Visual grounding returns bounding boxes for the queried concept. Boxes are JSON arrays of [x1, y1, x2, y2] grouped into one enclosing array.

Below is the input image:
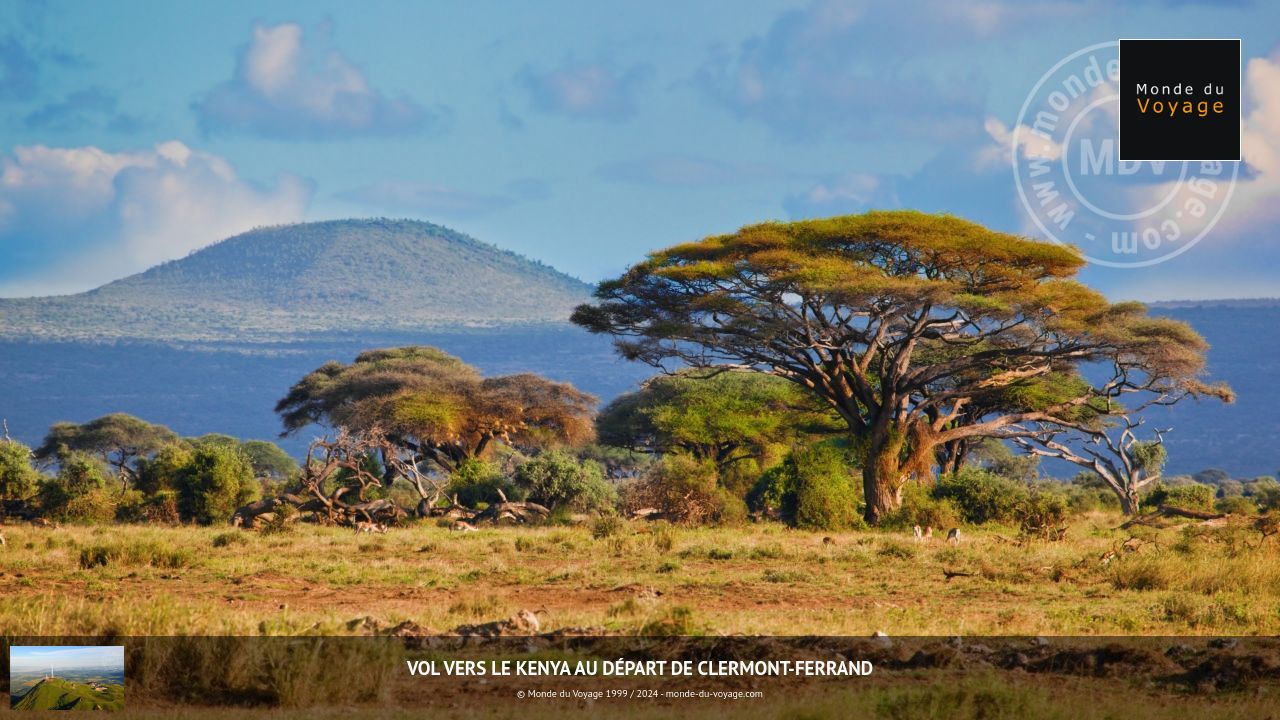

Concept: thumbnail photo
[[9, 646, 124, 711]]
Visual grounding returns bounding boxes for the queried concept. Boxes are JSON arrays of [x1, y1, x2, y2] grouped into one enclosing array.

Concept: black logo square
[[1120, 39, 1240, 161]]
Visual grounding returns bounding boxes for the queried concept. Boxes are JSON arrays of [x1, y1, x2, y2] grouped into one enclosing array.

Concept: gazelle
[[354, 521, 388, 534], [946, 528, 961, 545]]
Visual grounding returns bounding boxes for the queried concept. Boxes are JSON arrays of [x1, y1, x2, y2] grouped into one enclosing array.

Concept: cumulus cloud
[[0, 141, 312, 296], [697, 0, 1085, 141], [194, 22, 446, 139], [518, 61, 652, 121], [783, 173, 899, 218]]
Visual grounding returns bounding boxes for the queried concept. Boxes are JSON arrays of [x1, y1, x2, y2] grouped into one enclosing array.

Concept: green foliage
[[174, 445, 259, 525], [1146, 482, 1216, 512], [513, 449, 616, 511], [276, 346, 596, 476], [0, 439, 40, 500], [966, 439, 1038, 483], [749, 442, 864, 531], [1216, 496, 1258, 515], [933, 467, 1028, 525], [1246, 480, 1280, 512], [882, 483, 961, 530], [597, 370, 840, 481], [35, 413, 178, 481], [446, 458, 520, 507], [591, 515, 625, 539], [622, 455, 737, 525], [0, 219, 594, 342], [37, 452, 112, 521], [135, 444, 194, 495], [1015, 491, 1069, 540]]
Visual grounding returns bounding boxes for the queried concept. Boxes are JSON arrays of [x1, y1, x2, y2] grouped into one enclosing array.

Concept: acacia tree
[[274, 346, 597, 509], [1012, 406, 1178, 515], [598, 369, 841, 477], [35, 413, 179, 488], [572, 211, 1228, 523]]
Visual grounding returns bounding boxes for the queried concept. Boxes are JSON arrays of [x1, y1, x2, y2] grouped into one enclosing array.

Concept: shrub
[[37, 452, 113, 522], [591, 515, 625, 539], [446, 459, 520, 507], [59, 487, 119, 524], [79, 540, 191, 569], [212, 532, 248, 548], [1216, 496, 1257, 515], [621, 456, 724, 524], [1146, 482, 1216, 512], [135, 444, 194, 496], [0, 439, 40, 501], [748, 443, 863, 531], [1015, 491, 1069, 540], [175, 444, 259, 525], [1250, 480, 1280, 512], [933, 467, 1027, 525], [513, 450, 616, 511], [883, 483, 960, 530]]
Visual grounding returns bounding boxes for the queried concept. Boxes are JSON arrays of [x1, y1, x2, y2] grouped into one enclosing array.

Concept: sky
[[1, 0, 1279, 300], [10, 645, 123, 671]]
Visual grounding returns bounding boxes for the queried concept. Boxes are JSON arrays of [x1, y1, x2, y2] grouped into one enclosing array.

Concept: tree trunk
[[1119, 485, 1141, 515], [862, 430, 907, 525]]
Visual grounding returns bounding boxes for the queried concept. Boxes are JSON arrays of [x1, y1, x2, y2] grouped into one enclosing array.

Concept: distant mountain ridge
[[0, 219, 593, 341]]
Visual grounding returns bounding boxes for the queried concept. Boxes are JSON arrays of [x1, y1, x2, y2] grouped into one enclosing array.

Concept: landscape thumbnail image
[[9, 646, 124, 711]]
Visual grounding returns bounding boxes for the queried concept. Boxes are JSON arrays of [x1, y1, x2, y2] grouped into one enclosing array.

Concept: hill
[[11, 677, 124, 711], [0, 219, 593, 341]]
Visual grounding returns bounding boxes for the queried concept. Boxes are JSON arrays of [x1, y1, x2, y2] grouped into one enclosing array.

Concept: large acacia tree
[[275, 346, 597, 508], [572, 211, 1227, 523]]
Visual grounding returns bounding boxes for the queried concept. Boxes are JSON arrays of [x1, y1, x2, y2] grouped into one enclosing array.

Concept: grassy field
[[2, 512, 1278, 637]]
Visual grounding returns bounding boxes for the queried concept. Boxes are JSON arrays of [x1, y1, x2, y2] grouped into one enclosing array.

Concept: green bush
[[883, 483, 960, 530], [513, 450, 616, 511], [59, 487, 119, 524], [1216, 496, 1257, 515], [135, 444, 194, 495], [591, 515, 625, 539], [0, 439, 40, 501], [748, 443, 863, 531], [37, 452, 112, 521], [933, 467, 1028, 524], [446, 458, 520, 507], [175, 444, 259, 525], [1250, 480, 1280, 512], [1146, 482, 1215, 512], [1014, 491, 1069, 540]]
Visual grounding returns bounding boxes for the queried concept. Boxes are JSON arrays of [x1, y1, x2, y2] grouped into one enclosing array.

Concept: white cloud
[[194, 22, 446, 139], [518, 61, 652, 121], [0, 141, 313, 297]]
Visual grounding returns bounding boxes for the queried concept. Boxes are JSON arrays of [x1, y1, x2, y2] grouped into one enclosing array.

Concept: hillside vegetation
[[12, 677, 124, 711], [0, 219, 592, 341]]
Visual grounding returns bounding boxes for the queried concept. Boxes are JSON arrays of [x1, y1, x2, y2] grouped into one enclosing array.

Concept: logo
[[1013, 41, 1239, 268], [1120, 39, 1241, 161]]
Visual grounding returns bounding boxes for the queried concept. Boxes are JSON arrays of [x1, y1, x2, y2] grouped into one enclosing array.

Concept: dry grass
[[1, 513, 1278, 637]]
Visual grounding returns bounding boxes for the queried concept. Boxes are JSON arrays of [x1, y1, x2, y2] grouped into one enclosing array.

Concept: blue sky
[[10, 645, 123, 671], [1, 0, 1279, 300]]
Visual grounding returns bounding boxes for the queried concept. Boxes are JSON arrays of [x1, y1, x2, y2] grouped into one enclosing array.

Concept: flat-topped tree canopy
[[275, 346, 597, 474], [573, 210, 1231, 523]]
